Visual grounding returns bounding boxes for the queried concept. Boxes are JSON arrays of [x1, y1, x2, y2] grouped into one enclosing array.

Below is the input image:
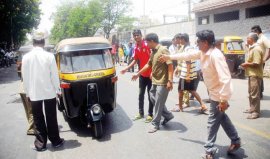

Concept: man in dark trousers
[[22, 30, 64, 151], [121, 29, 154, 123]]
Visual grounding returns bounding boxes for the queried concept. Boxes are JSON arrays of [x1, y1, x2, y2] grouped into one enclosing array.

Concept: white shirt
[[169, 44, 177, 55], [22, 47, 60, 101], [170, 47, 232, 101]]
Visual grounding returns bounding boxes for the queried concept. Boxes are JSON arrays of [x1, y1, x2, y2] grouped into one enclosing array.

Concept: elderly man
[[251, 25, 270, 99], [159, 30, 241, 159], [241, 33, 264, 119], [22, 30, 64, 151]]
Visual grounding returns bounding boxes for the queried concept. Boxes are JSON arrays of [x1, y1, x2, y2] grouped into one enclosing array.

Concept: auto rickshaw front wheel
[[92, 120, 103, 138]]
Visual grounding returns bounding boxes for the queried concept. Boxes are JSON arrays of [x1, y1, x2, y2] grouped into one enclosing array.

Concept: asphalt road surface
[[0, 64, 270, 159]]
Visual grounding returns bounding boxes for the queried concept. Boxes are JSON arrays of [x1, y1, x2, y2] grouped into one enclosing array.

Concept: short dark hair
[[251, 25, 262, 34], [145, 33, 159, 43], [196, 30, 215, 46], [132, 29, 142, 35], [174, 33, 182, 39], [179, 33, 189, 42]]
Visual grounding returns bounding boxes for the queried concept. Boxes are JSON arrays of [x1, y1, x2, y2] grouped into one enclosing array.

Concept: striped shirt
[[179, 45, 197, 80]]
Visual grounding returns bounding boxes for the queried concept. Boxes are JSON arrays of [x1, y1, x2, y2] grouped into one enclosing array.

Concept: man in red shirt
[[121, 29, 154, 122]]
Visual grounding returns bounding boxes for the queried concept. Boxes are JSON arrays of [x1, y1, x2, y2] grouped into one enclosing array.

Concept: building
[[193, 0, 270, 38], [193, 0, 270, 74]]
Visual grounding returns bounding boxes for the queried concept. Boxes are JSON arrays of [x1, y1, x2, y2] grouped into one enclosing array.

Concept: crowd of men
[[19, 24, 269, 159]]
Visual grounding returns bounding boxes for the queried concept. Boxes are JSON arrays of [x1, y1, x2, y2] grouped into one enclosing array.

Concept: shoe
[[148, 127, 159, 133], [32, 146, 47, 152], [227, 143, 241, 154], [52, 138, 65, 148], [161, 115, 174, 125], [132, 114, 144, 121], [202, 147, 218, 159], [246, 114, 259, 119], [145, 115, 153, 123]]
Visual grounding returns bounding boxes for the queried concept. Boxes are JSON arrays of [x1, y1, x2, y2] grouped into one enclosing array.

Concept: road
[[0, 64, 270, 159]]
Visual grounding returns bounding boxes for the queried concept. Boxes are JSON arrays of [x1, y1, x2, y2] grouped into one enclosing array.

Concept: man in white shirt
[[22, 30, 64, 151]]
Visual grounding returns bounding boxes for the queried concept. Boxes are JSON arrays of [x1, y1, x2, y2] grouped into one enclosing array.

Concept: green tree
[[116, 16, 137, 32], [50, 0, 103, 44], [0, 0, 41, 50], [101, 0, 131, 39]]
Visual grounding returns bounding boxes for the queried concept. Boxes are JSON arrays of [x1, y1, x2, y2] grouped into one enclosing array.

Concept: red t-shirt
[[133, 40, 152, 77]]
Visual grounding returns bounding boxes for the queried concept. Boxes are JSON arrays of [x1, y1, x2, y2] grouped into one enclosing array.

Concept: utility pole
[[143, 0, 146, 36], [188, 0, 191, 21]]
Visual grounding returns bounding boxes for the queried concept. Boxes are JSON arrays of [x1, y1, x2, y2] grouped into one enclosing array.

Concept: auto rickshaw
[[55, 37, 118, 138], [16, 45, 33, 78], [217, 36, 245, 79]]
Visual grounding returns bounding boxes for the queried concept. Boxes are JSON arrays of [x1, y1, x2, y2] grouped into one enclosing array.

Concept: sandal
[[171, 106, 183, 112], [198, 105, 208, 114]]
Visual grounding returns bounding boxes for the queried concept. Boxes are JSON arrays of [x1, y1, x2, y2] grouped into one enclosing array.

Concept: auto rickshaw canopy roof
[[56, 37, 111, 53], [223, 36, 243, 42]]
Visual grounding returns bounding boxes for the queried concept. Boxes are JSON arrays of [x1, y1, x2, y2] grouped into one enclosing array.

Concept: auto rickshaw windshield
[[60, 49, 113, 73], [226, 41, 244, 51]]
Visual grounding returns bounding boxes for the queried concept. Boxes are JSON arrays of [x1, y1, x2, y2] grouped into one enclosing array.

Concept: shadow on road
[[60, 104, 132, 142], [0, 65, 20, 85], [46, 139, 82, 152], [179, 137, 248, 159], [162, 121, 187, 133], [262, 95, 270, 100], [260, 109, 270, 118]]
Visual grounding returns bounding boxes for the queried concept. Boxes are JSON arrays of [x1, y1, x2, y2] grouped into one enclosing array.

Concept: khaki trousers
[[248, 76, 262, 116], [20, 93, 35, 133]]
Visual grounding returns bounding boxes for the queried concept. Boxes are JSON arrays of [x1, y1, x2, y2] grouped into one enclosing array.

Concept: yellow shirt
[[245, 44, 263, 78]]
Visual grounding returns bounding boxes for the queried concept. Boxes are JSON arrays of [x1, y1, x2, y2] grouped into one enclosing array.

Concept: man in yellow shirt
[[241, 32, 264, 119]]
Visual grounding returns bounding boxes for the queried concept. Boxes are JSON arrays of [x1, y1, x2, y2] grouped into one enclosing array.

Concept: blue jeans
[[204, 100, 240, 154]]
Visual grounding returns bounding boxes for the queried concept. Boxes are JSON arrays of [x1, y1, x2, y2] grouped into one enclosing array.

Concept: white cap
[[32, 29, 45, 40]]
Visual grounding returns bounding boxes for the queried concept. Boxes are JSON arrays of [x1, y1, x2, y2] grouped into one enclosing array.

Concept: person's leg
[[220, 113, 240, 144], [190, 90, 207, 111], [138, 75, 147, 117], [204, 100, 223, 155], [31, 100, 47, 150], [44, 98, 62, 145], [146, 77, 154, 117], [248, 76, 261, 118], [151, 86, 169, 131], [20, 93, 35, 134], [190, 71, 200, 99]]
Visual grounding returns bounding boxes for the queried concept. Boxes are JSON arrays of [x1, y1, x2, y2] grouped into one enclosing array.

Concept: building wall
[[195, 0, 270, 38], [145, 21, 196, 44], [194, 0, 270, 75]]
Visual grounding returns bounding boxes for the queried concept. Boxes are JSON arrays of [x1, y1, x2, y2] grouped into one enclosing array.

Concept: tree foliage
[[101, 0, 131, 39], [50, 0, 103, 44], [0, 0, 41, 50]]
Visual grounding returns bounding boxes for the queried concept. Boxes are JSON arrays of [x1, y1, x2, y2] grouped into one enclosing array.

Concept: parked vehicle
[[217, 36, 245, 79], [55, 37, 117, 138], [16, 45, 33, 78]]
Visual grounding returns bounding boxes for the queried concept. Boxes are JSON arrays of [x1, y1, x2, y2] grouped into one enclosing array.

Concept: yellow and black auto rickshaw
[[55, 37, 117, 138], [217, 36, 245, 78]]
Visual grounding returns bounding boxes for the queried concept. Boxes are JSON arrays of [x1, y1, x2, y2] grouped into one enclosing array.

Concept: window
[[214, 11, 239, 23], [246, 4, 270, 18], [60, 49, 113, 73], [198, 16, 209, 25]]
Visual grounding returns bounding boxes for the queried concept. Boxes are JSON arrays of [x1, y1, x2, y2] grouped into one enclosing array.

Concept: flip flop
[[171, 107, 183, 112], [198, 106, 208, 114]]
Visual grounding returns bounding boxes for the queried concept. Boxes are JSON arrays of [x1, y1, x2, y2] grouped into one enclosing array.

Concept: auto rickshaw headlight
[[92, 104, 102, 114]]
